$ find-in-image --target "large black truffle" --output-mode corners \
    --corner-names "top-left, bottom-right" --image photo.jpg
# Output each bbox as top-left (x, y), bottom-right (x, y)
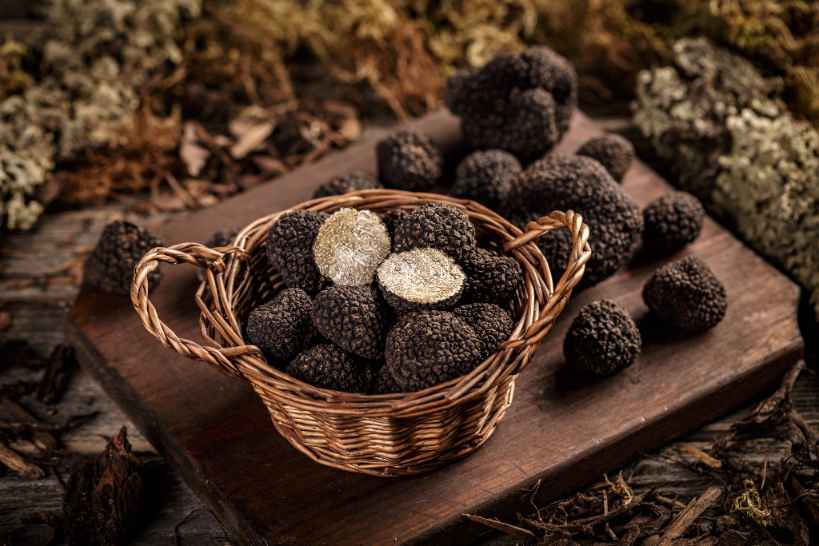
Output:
top-left (385, 311), bottom-right (484, 391)
top-left (371, 365), bottom-right (404, 394)
top-left (642, 192), bottom-right (705, 255)
top-left (564, 300), bottom-right (641, 376)
top-left (265, 210), bottom-right (327, 295)
top-left (246, 288), bottom-right (315, 363)
top-left (393, 203), bottom-right (477, 262)
top-left (461, 248), bottom-right (523, 306)
top-left (376, 130), bottom-right (443, 191)
top-left (451, 150), bottom-right (521, 211)
top-left (509, 154), bottom-right (643, 287)
top-left (642, 255), bottom-right (727, 333)
top-left (576, 134), bottom-right (635, 183)
top-left (311, 285), bottom-right (389, 360)
top-left (454, 303), bottom-right (514, 359)
top-left (287, 344), bottom-right (373, 393)
top-left (445, 46), bottom-right (577, 160)
top-left (84, 221), bottom-right (164, 295)
top-left (312, 171), bottom-right (382, 198)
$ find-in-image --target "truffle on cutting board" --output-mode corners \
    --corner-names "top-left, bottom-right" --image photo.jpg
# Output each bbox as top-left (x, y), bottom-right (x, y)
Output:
top-left (311, 285), bottom-right (389, 360)
top-left (376, 130), bottom-right (443, 191)
top-left (84, 221), bottom-right (164, 296)
top-left (642, 191), bottom-right (705, 255)
top-left (564, 300), bottom-right (641, 376)
top-left (246, 288), bottom-right (315, 363)
top-left (392, 203), bottom-right (477, 262)
top-left (265, 210), bottom-right (328, 295)
top-left (377, 248), bottom-right (465, 312)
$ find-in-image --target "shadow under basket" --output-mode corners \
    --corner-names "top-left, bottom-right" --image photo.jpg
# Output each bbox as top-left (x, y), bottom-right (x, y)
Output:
top-left (131, 189), bottom-right (590, 477)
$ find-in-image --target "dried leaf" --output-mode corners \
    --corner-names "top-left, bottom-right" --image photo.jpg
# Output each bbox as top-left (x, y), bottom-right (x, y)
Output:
top-left (230, 120), bottom-right (274, 159)
top-left (180, 122), bottom-right (210, 177)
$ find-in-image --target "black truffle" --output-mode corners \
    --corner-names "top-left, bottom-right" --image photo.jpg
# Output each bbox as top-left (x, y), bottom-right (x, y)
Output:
top-left (311, 285), bottom-right (389, 359)
top-left (576, 134), bottom-right (635, 183)
top-left (564, 300), bottom-right (641, 376)
top-left (376, 130), bottom-right (443, 191)
top-left (371, 365), bottom-right (404, 394)
top-left (393, 203), bottom-right (477, 262)
top-left (642, 192), bottom-right (705, 255)
top-left (377, 248), bottom-right (465, 312)
top-left (642, 255), bottom-right (727, 333)
top-left (287, 344), bottom-right (373, 393)
top-left (84, 221), bottom-right (164, 295)
top-left (536, 227), bottom-right (573, 284)
top-left (265, 210), bottom-right (327, 295)
top-left (451, 150), bottom-right (522, 210)
top-left (461, 248), bottom-right (523, 306)
top-left (509, 154), bottom-right (643, 287)
top-left (445, 46), bottom-right (577, 160)
top-left (312, 171), bottom-right (382, 198)
top-left (380, 208), bottom-right (409, 241)
top-left (246, 288), bottom-right (315, 363)
top-left (198, 228), bottom-right (239, 282)
top-left (385, 311), bottom-right (483, 391)
top-left (454, 303), bottom-right (514, 359)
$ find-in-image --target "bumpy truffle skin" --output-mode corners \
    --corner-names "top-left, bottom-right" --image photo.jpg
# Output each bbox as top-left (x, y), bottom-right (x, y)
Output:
top-left (461, 248), bottom-right (523, 306)
top-left (451, 150), bottom-right (521, 210)
top-left (376, 131), bottom-right (443, 191)
top-left (312, 171), bottom-right (382, 198)
top-left (576, 134), bottom-right (635, 183)
top-left (371, 365), bottom-right (404, 394)
top-left (246, 288), bottom-right (314, 363)
top-left (287, 344), bottom-right (373, 393)
top-left (311, 285), bottom-right (389, 360)
top-left (454, 303), bottom-right (514, 359)
top-left (266, 210), bottom-right (328, 295)
top-left (509, 154), bottom-right (643, 287)
top-left (564, 300), bottom-right (641, 376)
top-left (643, 255), bottom-right (727, 333)
top-left (445, 46), bottom-right (577, 160)
top-left (84, 221), bottom-right (164, 295)
top-left (393, 203), bottom-right (477, 262)
top-left (642, 192), bottom-right (705, 254)
top-left (385, 311), bottom-right (483, 391)
top-left (380, 208), bottom-right (409, 242)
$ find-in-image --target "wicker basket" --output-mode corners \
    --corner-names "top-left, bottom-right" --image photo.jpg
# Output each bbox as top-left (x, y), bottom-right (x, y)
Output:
top-left (131, 189), bottom-right (590, 476)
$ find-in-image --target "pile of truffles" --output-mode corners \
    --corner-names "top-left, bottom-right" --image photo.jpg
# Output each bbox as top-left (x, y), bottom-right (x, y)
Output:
top-left (250, 203), bottom-right (522, 393)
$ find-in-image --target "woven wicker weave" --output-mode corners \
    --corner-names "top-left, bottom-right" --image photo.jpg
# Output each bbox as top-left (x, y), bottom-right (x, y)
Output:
top-left (131, 189), bottom-right (590, 476)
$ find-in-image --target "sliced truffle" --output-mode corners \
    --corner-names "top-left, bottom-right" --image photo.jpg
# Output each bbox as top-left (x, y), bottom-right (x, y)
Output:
top-left (84, 221), bottom-right (164, 295)
top-left (311, 285), bottom-right (389, 360)
top-left (392, 203), bottom-right (477, 262)
top-left (509, 154), bottom-right (643, 287)
top-left (564, 300), bottom-right (641, 376)
top-left (454, 303), bottom-right (514, 359)
top-left (385, 311), bottom-right (483, 391)
top-left (461, 247), bottom-right (523, 306)
top-left (451, 150), bottom-right (521, 210)
top-left (312, 171), bottom-right (382, 198)
top-left (642, 255), bottom-right (727, 333)
top-left (287, 344), bottom-right (373, 393)
top-left (642, 192), bottom-right (705, 255)
top-left (371, 365), bottom-right (404, 394)
top-left (246, 288), bottom-right (314, 363)
top-left (266, 210), bottom-right (327, 294)
top-left (377, 248), bottom-right (465, 312)
top-left (376, 130), bottom-right (443, 191)
top-left (576, 134), bottom-right (635, 183)
top-left (445, 46), bottom-right (577, 160)
top-left (312, 208), bottom-right (391, 286)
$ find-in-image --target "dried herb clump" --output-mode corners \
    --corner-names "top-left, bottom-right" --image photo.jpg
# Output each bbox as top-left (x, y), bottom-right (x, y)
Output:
top-left (311, 285), bottom-right (388, 360)
top-left (564, 300), bottom-right (641, 376)
top-left (312, 208), bottom-right (390, 286)
top-left (376, 130), bottom-right (442, 191)
top-left (576, 134), bottom-right (634, 183)
top-left (312, 171), bottom-right (381, 198)
top-left (454, 303), bottom-right (513, 359)
top-left (642, 191), bottom-right (705, 255)
top-left (84, 221), bottom-right (164, 295)
top-left (287, 343), bottom-right (373, 393)
top-left (385, 311), bottom-right (483, 391)
top-left (246, 288), bottom-right (315, 364)
top-left (392, 203), bottom-right (476, 262)
top-left (461, 248), bottom-right (523, 306)
top-left (266, 210), bottom-right (328, 295)
top-left (377, 248), bottom-right (465, 312)
top-left (643, 255), bottom-right (727, 333)
top-left (445, 46), bottom-right (576, 160)
top-left (450, 150), bottom-right (521, 210)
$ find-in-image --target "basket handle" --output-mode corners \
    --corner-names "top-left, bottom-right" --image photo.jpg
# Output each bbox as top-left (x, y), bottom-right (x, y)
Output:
top-left (503, 210), bottom-right (591, 349)
top-left (131, 242), bottom-right (259, 379)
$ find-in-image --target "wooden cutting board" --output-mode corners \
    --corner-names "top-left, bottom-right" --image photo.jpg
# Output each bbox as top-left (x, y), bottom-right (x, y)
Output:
top-left (67, 110), bottom-right (803, 546)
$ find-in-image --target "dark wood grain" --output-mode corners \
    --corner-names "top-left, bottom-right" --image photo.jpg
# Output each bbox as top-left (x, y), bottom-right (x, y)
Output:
top-left (66, 110), bottom-right (804, 546)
